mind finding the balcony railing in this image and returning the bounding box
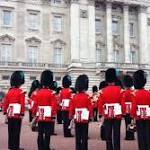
[0,62,68,69]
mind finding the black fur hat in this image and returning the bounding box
[75,74,89,92]
[123,75,133,88]
[62,75,72,88]
[40,70,53,87]
[51,81,58,91]
[99,81,108,90]
[10,70,25,87]
[92,85,98,93]
[105,68,117,83]
[28,80,40,97]
[133,70,146,89]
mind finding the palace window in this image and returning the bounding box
[28,46,38,63]
[2,10,12,26]
[112,20,119,35]
[0,44,12,62]
[53,15,63,32]
[95,18,101,33]
[129,23,135,37]
[28,11,39,30]
[114,49,119,62]
[54,47,63,64]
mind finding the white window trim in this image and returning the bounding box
[95,17,101,34]
[28,45,39,63]
[129,22,135,38]
[52,15,63,33]
[1,8,13,28]
[27,10,40,31]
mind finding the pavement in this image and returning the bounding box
[0,112,138,150]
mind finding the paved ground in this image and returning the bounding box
[0,112,138,150]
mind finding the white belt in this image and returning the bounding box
[104,103,122,116]
[136,105,150,117]
[37,106,52,117]
[7,103,21,116]
[125,102,132,113]
[62,99,70,107]
[74,108,89,121]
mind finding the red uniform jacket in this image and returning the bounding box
[32,88,57,122]
[28,90,38,110]
[131,89,150,120]
[122,88,133,114]
[59,88,72,111]
[90,92,99,108]
[69,92,92,123]
[3,88,25,119]
[98,85,125,119]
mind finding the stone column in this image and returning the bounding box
[106,2,113,62]
[70,0,80,65]
[123,4,130,63]
[138,6,148,64]
[88,0,96,62]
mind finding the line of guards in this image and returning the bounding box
[2,68,150,150]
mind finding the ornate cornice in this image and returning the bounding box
[0,34,15,42]
[51,39,66,45]
[25,37,41,44]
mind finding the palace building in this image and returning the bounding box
[0,0,150,91]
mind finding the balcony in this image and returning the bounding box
[0,62,68,71]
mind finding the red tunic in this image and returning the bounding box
[90,93,99,108]
[32,88,57,122]
[131,89,150,120]
[69,92,92,123]
[3,88,25,119]
[59,88,72,111]
[28,90,38,110]
[98,85,125,119]
[122,88,133,114]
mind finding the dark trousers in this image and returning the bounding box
[38,122,52,150]
[136,120,150,150]
[124,114,135,140]
[75,123,88,150]
[8,118,22,150]
[62,111,71,137]
[29,110,33,122]
[104,119,121,150]
[57,110,62,124]
[93,108,98,121]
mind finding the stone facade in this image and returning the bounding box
[0,0,150,91]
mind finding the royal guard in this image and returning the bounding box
[90,86,99,121]
[50,81,58,136]
[131,70,150,150]
[59,75,73,137]
[32,70,57,150]
[122,75,135,140]
[69,74,92,150]
[28,80,40,123]
[98,68,125,150]
[56,87,63,124]
[3,70,25,150]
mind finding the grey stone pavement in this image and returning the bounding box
[0,112,138,150]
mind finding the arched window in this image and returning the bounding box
[25,37,41,63]
[0,34,15,62]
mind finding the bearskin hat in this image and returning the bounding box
[123,75,133,88]
[28,80,40,97]
[51,81,58,91]
[70,87,76,94]
[105,68,117,83]
[40,70,53,87]
[92,85,98,93]
[75,74,89,92]
[133,70,146,89]
[10,70,25,87]
[99,81,108,90]
[115,78,123,88]
[62,75,72,88]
